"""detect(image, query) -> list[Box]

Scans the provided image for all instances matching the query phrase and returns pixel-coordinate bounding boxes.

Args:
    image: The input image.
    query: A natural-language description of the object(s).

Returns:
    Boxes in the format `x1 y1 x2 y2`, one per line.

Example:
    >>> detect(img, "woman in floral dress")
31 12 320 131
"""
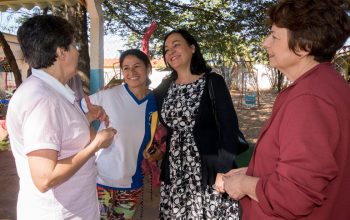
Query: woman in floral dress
154 29 241 219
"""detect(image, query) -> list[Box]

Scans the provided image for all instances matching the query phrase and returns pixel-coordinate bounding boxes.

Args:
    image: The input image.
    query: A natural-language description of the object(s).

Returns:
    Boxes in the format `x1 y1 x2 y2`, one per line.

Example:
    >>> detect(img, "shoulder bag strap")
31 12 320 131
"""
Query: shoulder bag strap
208 76 221 135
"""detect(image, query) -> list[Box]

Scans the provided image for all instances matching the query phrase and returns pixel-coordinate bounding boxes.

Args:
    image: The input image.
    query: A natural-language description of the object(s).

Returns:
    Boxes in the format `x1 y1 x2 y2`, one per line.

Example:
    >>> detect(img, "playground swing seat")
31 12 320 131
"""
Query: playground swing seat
244 92 257 108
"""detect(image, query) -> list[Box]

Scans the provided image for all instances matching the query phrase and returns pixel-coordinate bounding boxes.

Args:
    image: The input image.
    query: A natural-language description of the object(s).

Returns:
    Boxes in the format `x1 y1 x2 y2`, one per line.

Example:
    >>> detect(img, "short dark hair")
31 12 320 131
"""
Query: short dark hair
162 29 211 78
267 0 350 62
17 15 74 69
119 49 152 85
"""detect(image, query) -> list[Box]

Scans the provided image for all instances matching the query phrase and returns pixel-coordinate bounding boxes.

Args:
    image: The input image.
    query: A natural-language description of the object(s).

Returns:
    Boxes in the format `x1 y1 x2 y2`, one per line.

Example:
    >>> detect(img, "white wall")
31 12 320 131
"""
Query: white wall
254 64 273 90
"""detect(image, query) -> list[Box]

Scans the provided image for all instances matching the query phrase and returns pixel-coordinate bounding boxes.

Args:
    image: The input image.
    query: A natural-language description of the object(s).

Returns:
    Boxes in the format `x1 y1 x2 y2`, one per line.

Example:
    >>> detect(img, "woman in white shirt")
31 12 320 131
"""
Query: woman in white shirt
6 15 116 220
81 49 157 220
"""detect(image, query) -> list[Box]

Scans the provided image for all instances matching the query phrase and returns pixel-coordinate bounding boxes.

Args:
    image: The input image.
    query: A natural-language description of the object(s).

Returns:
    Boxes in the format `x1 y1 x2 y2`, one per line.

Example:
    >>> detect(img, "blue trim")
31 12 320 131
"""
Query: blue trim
0 99 9 104
80 94 100 130
130 93 157 189
79 96 100 130
79 98 84 112
124 84 149 105
90 68 104 94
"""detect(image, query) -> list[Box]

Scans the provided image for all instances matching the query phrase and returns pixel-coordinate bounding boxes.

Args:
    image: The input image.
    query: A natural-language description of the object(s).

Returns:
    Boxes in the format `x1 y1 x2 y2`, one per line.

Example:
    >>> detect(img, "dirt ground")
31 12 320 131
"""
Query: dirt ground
0 90 276 220
233 90 277 144
0 150 18 220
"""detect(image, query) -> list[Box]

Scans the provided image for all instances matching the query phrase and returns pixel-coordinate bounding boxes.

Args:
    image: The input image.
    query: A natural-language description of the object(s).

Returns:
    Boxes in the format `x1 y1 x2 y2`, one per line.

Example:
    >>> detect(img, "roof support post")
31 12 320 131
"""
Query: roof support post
85 0 104 94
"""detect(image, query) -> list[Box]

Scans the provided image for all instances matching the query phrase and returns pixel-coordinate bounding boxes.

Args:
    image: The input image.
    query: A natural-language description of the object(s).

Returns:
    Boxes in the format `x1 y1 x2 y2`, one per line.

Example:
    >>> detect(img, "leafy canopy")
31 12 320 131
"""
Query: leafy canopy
102 0 277 62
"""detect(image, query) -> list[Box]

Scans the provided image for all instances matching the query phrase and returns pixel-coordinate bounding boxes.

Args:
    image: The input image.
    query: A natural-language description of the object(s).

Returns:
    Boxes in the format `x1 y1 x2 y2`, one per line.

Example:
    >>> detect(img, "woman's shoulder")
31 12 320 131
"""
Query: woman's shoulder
88 84 123 104
206 71 225 85
206 71 224 80
98 84 123 95
21 77 63 103
153 74 174 93
160 74 174 84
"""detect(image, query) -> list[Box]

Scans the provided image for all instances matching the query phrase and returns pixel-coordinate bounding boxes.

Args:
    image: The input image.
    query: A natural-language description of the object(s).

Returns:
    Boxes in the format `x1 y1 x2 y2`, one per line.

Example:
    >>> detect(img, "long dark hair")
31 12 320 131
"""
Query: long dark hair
162 29 211 79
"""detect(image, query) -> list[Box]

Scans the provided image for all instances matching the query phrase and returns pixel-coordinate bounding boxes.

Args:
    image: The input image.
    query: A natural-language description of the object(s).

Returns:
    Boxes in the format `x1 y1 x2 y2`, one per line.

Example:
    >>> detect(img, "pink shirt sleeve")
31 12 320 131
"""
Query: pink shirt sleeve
23 98 62 154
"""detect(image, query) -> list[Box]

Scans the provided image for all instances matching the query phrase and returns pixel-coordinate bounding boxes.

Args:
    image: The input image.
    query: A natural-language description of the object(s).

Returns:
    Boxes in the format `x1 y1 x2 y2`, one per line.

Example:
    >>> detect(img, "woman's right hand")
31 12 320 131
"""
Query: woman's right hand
224 167 248 177
84 95 110 126
93 127 117 150
28 126 117 193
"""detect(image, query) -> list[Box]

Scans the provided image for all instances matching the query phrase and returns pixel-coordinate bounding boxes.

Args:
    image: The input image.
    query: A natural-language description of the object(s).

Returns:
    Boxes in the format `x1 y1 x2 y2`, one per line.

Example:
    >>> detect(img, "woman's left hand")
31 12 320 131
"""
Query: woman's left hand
223 174 246 200
214 173 225 193
225 167 248 176
223 172 259 201
84 95 109 126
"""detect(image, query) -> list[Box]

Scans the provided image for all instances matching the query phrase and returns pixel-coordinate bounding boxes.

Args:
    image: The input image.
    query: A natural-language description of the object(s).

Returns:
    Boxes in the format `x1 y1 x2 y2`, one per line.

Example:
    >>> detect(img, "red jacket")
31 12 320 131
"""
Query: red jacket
242 63 350 220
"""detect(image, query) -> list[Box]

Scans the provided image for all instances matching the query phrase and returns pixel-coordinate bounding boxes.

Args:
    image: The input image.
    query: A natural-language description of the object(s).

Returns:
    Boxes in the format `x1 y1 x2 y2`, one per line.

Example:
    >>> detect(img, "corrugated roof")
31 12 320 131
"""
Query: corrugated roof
0 0 80 12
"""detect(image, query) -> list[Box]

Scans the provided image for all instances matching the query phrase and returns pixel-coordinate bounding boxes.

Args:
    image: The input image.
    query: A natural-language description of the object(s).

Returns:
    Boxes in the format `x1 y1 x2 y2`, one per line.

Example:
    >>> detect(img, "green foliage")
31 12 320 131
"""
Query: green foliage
102 0 277 82
235 145 254 168
0 7 43 34
0 139 9 151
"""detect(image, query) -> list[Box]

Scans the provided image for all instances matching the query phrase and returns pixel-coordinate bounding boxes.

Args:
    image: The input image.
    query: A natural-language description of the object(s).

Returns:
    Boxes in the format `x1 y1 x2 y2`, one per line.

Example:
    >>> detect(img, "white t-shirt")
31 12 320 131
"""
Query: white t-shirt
81 84 157 189
6 69 99 220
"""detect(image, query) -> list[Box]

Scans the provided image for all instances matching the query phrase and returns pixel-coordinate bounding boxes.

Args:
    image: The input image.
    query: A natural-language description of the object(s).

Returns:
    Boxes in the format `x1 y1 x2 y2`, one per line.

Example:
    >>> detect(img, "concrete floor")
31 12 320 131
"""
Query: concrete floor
134 177 160 220
0 150 18 220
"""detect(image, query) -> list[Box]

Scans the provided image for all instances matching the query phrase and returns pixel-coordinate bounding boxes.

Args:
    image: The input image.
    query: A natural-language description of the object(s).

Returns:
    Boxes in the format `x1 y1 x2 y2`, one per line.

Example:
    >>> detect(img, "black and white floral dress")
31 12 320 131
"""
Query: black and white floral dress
159 78 239 220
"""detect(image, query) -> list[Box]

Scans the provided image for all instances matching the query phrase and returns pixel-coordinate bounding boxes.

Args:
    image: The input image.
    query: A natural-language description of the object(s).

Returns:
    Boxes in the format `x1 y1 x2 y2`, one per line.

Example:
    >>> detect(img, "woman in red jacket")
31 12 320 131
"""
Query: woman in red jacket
223 0 350 219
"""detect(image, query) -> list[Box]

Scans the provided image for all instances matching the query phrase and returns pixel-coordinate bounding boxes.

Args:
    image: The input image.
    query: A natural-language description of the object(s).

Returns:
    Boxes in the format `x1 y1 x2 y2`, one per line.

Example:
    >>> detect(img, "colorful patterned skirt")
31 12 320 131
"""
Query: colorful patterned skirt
97 185 142 220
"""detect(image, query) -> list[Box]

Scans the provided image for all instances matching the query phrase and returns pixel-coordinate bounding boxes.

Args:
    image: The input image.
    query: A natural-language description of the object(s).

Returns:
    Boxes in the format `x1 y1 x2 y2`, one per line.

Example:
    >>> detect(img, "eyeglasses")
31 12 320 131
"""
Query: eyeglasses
71 42 81 50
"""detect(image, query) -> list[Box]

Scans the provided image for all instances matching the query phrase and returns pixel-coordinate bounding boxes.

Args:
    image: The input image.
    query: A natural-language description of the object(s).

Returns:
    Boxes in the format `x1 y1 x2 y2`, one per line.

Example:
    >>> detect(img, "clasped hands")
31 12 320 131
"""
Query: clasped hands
214 167 248 200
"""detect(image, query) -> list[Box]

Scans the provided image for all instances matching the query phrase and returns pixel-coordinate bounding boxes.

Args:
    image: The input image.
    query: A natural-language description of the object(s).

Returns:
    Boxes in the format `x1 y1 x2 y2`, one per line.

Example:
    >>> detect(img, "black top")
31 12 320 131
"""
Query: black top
153 72 240 188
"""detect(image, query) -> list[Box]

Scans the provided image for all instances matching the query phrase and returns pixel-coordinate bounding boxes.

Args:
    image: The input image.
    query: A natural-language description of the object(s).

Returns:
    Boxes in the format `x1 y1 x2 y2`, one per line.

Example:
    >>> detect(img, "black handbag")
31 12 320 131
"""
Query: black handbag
208 76 249 155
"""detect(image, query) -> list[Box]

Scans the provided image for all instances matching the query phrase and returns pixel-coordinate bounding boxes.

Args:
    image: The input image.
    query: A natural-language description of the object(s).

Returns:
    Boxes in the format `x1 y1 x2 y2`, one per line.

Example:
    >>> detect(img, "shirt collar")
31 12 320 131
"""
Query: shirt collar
279 62 324 94
31 68 76 104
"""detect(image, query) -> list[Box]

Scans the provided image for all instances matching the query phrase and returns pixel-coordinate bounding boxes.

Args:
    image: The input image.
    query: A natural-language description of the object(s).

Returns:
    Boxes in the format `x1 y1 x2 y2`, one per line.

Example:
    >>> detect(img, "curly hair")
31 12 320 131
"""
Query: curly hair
17 15 74 69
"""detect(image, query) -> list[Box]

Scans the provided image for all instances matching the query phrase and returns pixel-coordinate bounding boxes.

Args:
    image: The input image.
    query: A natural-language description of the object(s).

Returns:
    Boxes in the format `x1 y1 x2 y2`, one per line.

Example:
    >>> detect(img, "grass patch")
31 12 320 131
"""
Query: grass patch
236 145 254 167
0 139 9 151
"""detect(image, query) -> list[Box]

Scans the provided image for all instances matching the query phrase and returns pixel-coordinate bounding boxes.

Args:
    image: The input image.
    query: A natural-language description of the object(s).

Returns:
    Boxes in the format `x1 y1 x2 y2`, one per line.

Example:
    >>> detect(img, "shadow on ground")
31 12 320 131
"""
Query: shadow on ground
0 150 18 220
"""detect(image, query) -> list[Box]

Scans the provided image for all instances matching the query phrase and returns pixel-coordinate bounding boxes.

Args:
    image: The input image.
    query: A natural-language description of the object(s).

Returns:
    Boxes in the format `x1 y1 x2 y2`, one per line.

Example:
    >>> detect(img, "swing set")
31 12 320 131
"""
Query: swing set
231 59 260 109
333 45 350 83
0 59 15 119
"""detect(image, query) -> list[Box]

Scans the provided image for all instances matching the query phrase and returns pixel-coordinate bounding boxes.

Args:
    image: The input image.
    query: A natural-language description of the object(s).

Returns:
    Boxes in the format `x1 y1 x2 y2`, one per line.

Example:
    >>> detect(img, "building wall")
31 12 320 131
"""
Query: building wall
0 33 29 82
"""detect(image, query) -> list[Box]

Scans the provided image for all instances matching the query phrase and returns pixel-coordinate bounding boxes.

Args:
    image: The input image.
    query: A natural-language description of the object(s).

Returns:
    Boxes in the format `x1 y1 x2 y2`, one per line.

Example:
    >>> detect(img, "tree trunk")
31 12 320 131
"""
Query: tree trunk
0 31 22 88
67 4 90 94
277 70 284 92
52 3 90 94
